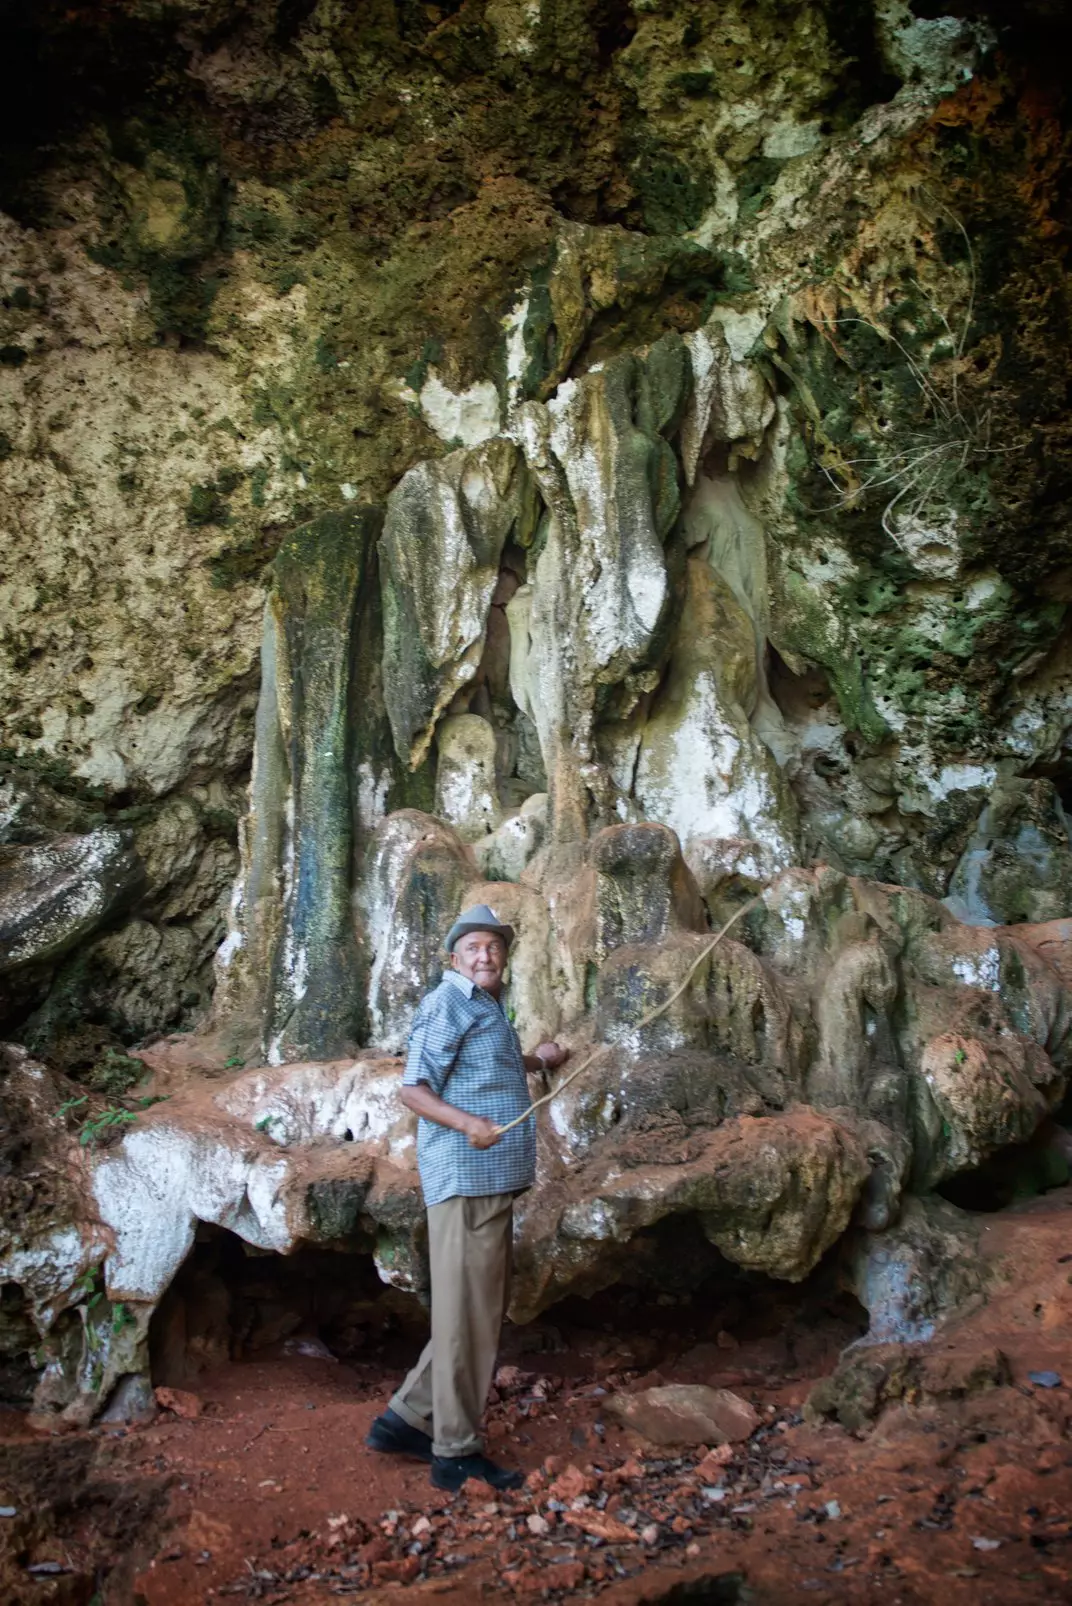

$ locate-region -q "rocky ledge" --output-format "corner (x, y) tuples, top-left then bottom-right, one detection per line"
(3, 851), (1068, 1427)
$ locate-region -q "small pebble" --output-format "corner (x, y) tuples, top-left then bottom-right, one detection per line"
(825, 1500), (841, 1520)
(641, 1524), (660, 1545)
(0, 1507), (16, 1518)
(526, 1514), (550, 1537)
(971, 1537), (1002, 1551)
(1027, 1371), (1062, 1389)
(701, 1487), (726, 1502)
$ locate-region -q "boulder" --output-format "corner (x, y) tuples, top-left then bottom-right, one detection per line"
(914, 1029), (1063, 1189)
(92, 1054), (422, 1309)
(154, 1384), (203, 1419)
(0, 827), (142, 975)
(605, 1384), (759, 1447)
(849, 1195), (988, 1344)
(0, 764), (91, 844)
(512, 1108), (872, 1318)
(808, 1341), (1011, 1432)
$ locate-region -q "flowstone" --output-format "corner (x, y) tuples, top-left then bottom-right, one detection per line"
(212, 507), (384, 1064)
(380, 438), (535, 769)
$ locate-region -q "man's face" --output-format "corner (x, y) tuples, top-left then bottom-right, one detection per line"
(451, 930), (507, 994)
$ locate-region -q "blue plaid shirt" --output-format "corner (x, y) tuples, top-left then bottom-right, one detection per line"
(403, 969), (535, 1207)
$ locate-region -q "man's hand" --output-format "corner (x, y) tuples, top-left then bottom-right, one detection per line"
(400, 1082), (502, 1146)
(464, 1114), (502, 1150)
(532, 1041), (570, 1072)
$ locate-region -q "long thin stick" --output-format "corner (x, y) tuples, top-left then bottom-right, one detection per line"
(494, 891), (765, 1137)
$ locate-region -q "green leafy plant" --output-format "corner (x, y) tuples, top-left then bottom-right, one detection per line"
(84, 1046), (148, 1099)
(110, 1302), (135, 1337)
(75, 1094), (170, 1147)
(78, 1106), (138, 1145)
(73, 1268), (103, 1311)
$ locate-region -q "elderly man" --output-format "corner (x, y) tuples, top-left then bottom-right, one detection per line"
(366, 904), (569, 1491)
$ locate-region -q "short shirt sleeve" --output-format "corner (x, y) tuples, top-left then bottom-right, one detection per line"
(402, 990), (470, 1096)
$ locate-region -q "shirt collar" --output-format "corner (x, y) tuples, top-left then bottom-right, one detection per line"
(443, 968), (476, 998)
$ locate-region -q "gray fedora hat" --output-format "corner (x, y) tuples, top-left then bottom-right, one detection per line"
(445, 903), (515, 954)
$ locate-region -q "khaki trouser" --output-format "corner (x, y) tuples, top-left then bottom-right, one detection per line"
(389, 1192), (514, 1458)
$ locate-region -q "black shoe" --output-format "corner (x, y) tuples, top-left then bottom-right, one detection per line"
(430, 1452), (523, 1492)
(365, 1407), (433, 1462)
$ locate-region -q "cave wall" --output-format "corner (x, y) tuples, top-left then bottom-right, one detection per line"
(4, 1), (1072, 1427)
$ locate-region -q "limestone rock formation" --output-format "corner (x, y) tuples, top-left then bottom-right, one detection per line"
(2, 0), (1072, 1427)
(0, 1045), (137, 1427)
(211, 508), (383, 1064)
(3, 2), (1072, 1041)
(631, 555), (797, 865)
